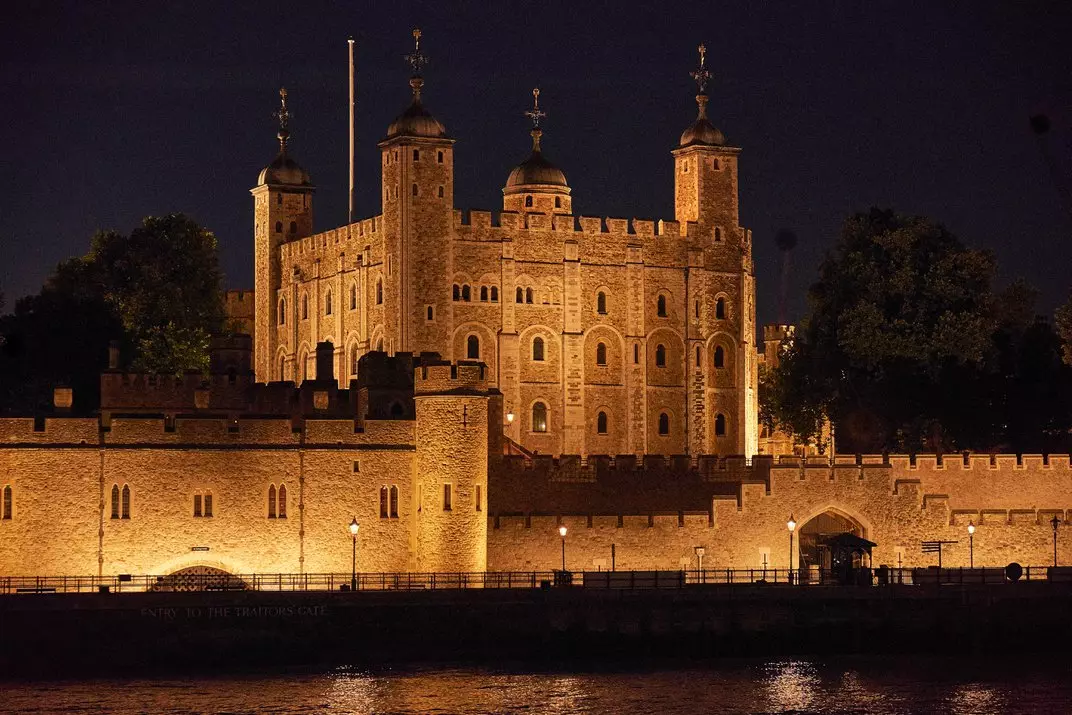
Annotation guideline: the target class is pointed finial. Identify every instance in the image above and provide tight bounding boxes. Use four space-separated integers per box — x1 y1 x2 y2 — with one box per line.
274 87 291 152
524 88 547 151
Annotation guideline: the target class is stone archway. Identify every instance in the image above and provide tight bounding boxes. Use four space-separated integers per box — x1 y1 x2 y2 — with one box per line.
148 565 248 592
798 509 865 571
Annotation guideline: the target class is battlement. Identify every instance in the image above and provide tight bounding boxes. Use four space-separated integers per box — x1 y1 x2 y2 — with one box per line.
279 215 384 264
413 357 490 395
452 209 701 243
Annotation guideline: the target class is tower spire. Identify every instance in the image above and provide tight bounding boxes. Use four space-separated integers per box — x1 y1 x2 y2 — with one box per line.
689 43 712 119
404 28 428 102
274 87 291 153
524 88 546 151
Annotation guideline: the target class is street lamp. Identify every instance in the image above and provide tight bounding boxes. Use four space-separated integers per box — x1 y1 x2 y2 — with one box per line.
694 546 706 584
349 517 359 591
506 411 514 425
1052 515 1061 568
967 520 975 568
787 514 797 585
559 525 568 571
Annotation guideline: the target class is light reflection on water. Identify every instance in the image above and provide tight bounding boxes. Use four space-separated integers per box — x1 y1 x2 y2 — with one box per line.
4 656 1072 714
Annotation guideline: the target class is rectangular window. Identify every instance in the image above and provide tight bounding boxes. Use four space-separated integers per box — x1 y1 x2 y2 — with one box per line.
437 151 444 163
204 494 213 518
353 461 360 472
390 486 398 518
2 486 11 520
380 487 389 519
476 485 482 512
413 149 419 161
443 483 452 511
193 494 202 517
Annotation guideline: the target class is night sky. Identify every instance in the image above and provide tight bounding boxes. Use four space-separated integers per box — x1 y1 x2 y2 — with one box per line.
4 1 1071 328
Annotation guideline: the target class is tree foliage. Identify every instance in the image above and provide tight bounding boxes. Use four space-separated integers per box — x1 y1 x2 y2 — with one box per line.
0 214 225 414
763 208 1072 454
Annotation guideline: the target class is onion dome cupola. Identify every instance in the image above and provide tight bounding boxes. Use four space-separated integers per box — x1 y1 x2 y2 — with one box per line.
503 88 572 215
678 44 726 148
256 87 315 187
383 29 450 141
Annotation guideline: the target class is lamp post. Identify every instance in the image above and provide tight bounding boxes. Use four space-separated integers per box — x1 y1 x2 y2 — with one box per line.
787 514 797 585
695 546 706 584
967 520 975 568
349 517 359 591
1052 515 1061 568
559 525 568 571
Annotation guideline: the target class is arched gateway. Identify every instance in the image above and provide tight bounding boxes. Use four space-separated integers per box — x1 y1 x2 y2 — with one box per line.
797 509 868 571
149 566 248 592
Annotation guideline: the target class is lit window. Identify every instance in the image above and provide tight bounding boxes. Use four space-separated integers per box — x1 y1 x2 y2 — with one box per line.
597 412 608 434
596 342 607 366
597 291 607 314
533 337 545 362
655 344 666 367
467 335 480 359
532 402 548 433
659 413 669 435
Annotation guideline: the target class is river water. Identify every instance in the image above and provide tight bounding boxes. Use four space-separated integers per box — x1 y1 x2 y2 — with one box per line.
4 656 1071 714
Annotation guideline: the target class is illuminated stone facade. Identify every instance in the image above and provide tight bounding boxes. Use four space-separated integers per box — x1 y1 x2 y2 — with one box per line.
251 47 758 459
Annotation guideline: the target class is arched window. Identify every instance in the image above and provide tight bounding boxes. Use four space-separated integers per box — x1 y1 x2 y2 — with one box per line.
715 413 727 436
467 335 480 359
376 279 383 305
462 285 471 302
279 355 286 381
597 291 607 314
714 346 725 368
325 290 332 316
278 298 286 325
453 284 461 301
121 485 130 519
289 221 297 233
350 346 359 377
658 413 669 436
350 284 357 310
516 287 524 303
532 337 545 362
111 484 120 519
715 227 722 242
490 287 498 302
301 294 308 320
480 286 488 301
696 346 701 367
525 195 533 207
597 411 608 434
376 339 384 351
1 485 10 519
268 485 277 518
525 288 534 304
437 150 444 163
438 185 444 198
278 484 287 518
389 485 399 518
655 344 666 367
427 305 434 321
532 402 548 433
716 297 726 320
412 183 418 196
275 221 282 233
380 486 389 518
596 342 607 366
657 294 668 317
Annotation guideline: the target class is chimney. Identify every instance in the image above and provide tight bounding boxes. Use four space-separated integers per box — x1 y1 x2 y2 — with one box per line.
53 386 73 412
315 341 335 382
108 341 120 370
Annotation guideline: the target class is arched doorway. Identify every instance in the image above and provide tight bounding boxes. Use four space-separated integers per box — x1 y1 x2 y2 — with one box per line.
149 565 248 592
798 510 866 571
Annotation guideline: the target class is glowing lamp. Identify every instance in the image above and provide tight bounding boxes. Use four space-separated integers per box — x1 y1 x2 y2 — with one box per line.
967 521 975 535
506 411 515 424
349 517 359 536
787 515 796 533
559 525 567 538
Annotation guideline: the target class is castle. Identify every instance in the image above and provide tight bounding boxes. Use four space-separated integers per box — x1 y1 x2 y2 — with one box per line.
1 34 1071 580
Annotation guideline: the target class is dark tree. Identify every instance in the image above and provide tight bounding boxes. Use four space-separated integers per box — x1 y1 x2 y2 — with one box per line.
0 214 226 414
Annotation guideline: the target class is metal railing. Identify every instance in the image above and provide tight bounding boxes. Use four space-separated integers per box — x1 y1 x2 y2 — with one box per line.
0 566 1065 595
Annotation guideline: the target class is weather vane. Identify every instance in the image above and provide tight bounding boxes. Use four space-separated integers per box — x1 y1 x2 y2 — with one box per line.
690 43 711 94
524 88 546 129
274 87 291 151
405 28 428 76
